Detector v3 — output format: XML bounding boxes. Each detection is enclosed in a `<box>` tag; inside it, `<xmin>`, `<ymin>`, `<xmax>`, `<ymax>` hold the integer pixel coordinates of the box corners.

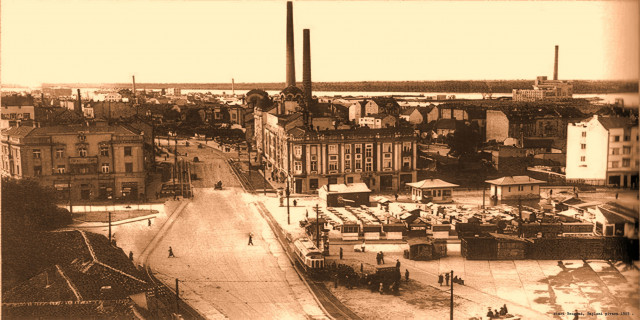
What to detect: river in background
<box><xmin>3</xmin><ymin>87</ymin><xmax>638</xmax><ymax>106</ymax></box>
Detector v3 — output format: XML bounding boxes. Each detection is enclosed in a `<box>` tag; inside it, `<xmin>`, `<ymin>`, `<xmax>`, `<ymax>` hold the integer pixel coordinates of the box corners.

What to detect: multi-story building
<box><xmin>566</xmin><ymin>115</ymin><xmax>639</xmax><ymax>188</ymax></box>
<box><xmin>1</xmin><ymin>124</ymin><xmax>146</xmax><ymax>201</ymax></box>
<box><xmin>1</xmin><ymin>105</ymin><xmax>35</xmax><ymax>128</ymax></box>
<box><xmin>256</xmin><ymin>108</ymin><xmax>417</xmax><ymax>193</ymax></box>
<box><xmin>358</xmin><ymin>114</ymin><xmax>396</xmax><ymax>129</ymax></box>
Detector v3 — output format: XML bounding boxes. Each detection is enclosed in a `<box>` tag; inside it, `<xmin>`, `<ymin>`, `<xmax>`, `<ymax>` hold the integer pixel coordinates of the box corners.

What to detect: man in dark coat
<box><xmin>445</xmin><ymin>272</ymin><xmax>450</xmax><ymax>286</ymax></box>
<box><xmin>248</xmin><ymin>233</ymin><xmax>254</xmax><ymax>245</ymax></box>
<box><xmin>339</xmin><ymin>247</ymin><xmax>343</xmax><ymax>259</ymax></box>
<box><xmin>168</xmin><ymin>246</ymin><xmax>175</xmax><ymax>258</ymax></box>
<box><xmin>396</xmin><ymin>259</ymin><xmax>401</xmax><ymax>269</ymax></box>
<box><xmin>405</xmin><ymin>269</ymin><xmax>410</xmax><ymax>281</ymax></box>
<box><xmin>438</xmin><ymin>274</ymin><xmax>444</xmax><ymax>286</ymax></box>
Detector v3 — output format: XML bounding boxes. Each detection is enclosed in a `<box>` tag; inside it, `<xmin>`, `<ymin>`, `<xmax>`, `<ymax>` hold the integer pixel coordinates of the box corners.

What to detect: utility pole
<box><xmin>174</xmin><ymin>132</ymin><xmax>178</xmax><ymax>198</ymax></box>
<box><xmin>286</xmin><ymin>178</ymin><xmax>290</xmax><ymax>225</ymax></box>
<box><xmin>175</xmin><ymin>278</ymin><xmax>180</xmax><ymax>313</ymax></box>
<box><xmin>450</xmin><ymin>270</ymin><xmax>454</xmax><ymax>320</ymax></box>
<box><xmin>286</xmin><ymin>137</ymin><xmax>291</xmax><ymax>225</ymax></box>
<box><xmin>108</xmin><ymin>211</ymin><xmax>112</xmax><ymax>243</ymax></box>
<box><xmin>315</xmin><ymin>203</ymin><xmax>320</xmax><ymax>248</ymax></box>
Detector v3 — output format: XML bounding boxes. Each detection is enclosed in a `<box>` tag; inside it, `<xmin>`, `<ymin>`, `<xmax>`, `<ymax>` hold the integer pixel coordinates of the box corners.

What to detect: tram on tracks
<box><xmin>292</xmin><ymin>237</ymin><xmax>325</xmax><ymax>274</ymax></box>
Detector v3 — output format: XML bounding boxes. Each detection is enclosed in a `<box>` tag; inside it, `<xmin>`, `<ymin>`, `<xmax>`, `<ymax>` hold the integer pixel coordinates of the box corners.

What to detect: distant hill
<box><xmin>41</xmin><ymin>80</ymin><xmax>638</xmax><ymax>94</ymax></box>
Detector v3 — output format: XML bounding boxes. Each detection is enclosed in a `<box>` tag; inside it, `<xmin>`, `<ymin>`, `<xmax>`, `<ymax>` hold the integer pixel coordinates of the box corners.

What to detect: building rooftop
<box><xmin>485</xmin><ymin>175</ymin><xmax>546</xmax><ymax>186</ymax></box>
<box><xmin>597</xmin><ymin>116</ymin><xmax>636</xmax><ymax>130</ymax></box>
<box><xmin>318</xmin><ymin>183</ymin><xmax>371</xmax><ymax>194</ymax></box>
<box><xmin>407</xmin><ymin>179</ymin><xmax>459</xmax><ymax>189</ymax></box>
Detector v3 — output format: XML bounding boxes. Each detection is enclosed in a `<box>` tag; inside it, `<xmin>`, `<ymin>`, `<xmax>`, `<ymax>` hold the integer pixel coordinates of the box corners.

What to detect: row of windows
<box><xmin>295</xmin><ymin>143</ymin><xmax>412</xmax><ymax>158</ymax></box>
<box><xmin>611</xmin><ymin>147</ymin><xmax>632</xmax><ymax>155</ymax></box>
<box><xmin>32</xmin><ymin>163</ymin><xmax>134</xmax><ymax>175</ymax></box>
<box><xmin>609</xmin><ymin>159</ymin><xmax>633</xmax><ymax>168</ymax></box>
<box><xmin>507</xmin><ymin>185</ymin><xmax>535</xmax><ymax>192</ymax></box>
<box><xmin>294</xmin><ymin>156</ymin><xmax>411</xmax><ymax>173</ymax></box>
<box><xmin>31</xmin><ymin>146</ymin><xmax>133</xmax><ymax>159</ymax></box>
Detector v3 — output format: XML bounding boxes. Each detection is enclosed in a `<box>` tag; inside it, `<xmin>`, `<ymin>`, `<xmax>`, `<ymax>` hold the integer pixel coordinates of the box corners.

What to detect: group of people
<box><xmin>486</xmin><ymin>304</ymin><xmax>508</xmax><ymax>319</ymax></box>
<box><xmin>376</xmin><ymin>251</ymin><xmax>386</xmax><ymax>264</ymax></box>
<box><xmin>437</xmin><ymin>273</ymin><xmax>465</xmax><ymax>286</ymax></box>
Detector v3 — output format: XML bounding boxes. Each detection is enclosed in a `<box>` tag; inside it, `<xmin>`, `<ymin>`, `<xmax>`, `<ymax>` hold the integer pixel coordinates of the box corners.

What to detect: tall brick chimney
<box><xmin>303</xmin><ymin>29</ymin><xmax>312</xmax><ymax>110</ymax></box>
<box><xmin>553</xmin><ymin>45</ymin><xmax>559</xmax><ymax>80</ymax></box>
<box><xmin>75</xmin><ymin>89</ymin><xmax>82</xmax><ymax>114</ymax></box>
<box><xmin>132</xmin><ymin>75</ymin><xmax>137</xmax><ymax>98</ymax></box>
<box><xmin>285</xmin><ymin>1</ymin><xmax>296</xmax><ymax>87</ymax></box>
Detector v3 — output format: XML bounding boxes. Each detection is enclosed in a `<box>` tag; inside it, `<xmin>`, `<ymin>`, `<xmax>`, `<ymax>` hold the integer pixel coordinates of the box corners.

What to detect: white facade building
<box><xmin>566</xmin><ymin>115</ymin><xmax>638</xmax><ymax>188</ymax></box>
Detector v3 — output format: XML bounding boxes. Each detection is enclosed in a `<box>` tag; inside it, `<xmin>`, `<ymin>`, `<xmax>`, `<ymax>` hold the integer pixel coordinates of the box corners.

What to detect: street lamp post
<box><xmin>450</xmin><ymin>270</ymin><xmax>454</xmax><ymax>320</ymax></box>
<box><xmin>286</xmin><ymin>178</ymin><xmax>290</xmax><ymax>225</ymax></box>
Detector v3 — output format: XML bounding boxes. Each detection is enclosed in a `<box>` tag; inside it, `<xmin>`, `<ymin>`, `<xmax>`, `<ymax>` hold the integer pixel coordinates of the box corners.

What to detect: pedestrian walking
<box><xmin>376</xmin><ymin>252</ymin><xmax>381</xmax><ymax>265</ymax></box>
<box><xmin>395</xmin><ymin>259</ymin><xmax>400</xmax><ymax>269</ymax></box>
<box><xmin>248</xmin><ymin>233</ymin><xmax>254</xmax><ymax>245</ymax></box>
<box><xmin>361</xmin><ymin>240</ymin><xmax>366</xmax><ymax>252</ymax></box>
<box><xmin>129</xmin><ymin>251</ymin><xmax>134</xmax><ymax>260</ymax></box>
<box><xmin>168</xmin><ymin>246</ymin><xmax>175</xmax><ymax>258</ymax></box>
<box><xmin>405</xmin><ymin>269</ymin><xmax>410</xmax><ymax>281</ymax></box>
<box><xmin>148</xmin><ymin>219</ymin><xmax>152</xmax><ymax>227</ymax></box>
<box><xmin>361</xmin><ymin>263</ymin><xmax>363</xmax><ymax>272</ymax></box>
<box><xmin>380</xmin><ymin>251</ymin><xmax>385</xmax><ymax>264</ymax></box>
<box><xmin>615</xmin><ymin>192</ymin><xmax>619</xmax><ymax>199</ymax></box>
<box><xmin>438</xmin><ymin>274</ymin><xmax>444</xmax><ymax>286</ymax></box>
<box><xmin>394</xmin><ymin>193</ymin><xmax>399</xmax><ymax>201</ymax></box>
<box><xmin>339</xmin><ymin>247</ymin><xmax>343</xmax><ymax>260</ymax></box>
<box><xmin>293</xmin><ymin>199</ymin><xmax>297</xmax><ymax>207</ymax></box>
<box><xmin>445</xmin><ymin>272</ymin><xmax>450</xmax><ymax>286</ymax></box>
<box><xmin>502</xmin><ymin>304</ymin><xmax>508</xmax><ymax>315</ymax></box>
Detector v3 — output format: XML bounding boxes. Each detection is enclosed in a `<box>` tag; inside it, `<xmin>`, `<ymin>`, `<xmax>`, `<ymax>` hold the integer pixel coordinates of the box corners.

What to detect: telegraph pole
<box><xmin>450</xmin><ymin>270</ymin><xmax>454</xmax><ymax>320</ymax></box>
<box><xmin>175</xmin><ymin>278</ymin><xmax>180</xmax><ymax>313</ymax></box>
<box><xmin>174</xmin><ymin>132</ymin><xmax>178</xmax><ymax>198</ymax></box>
<box><xmin>286</xmin><ymin>179</ymin><xmax>290</xmax><ymax>225</ymax></box>
<box><xmin>108</xmin><ymin>211</ymin><xmax>112</xmax><ymax>243</ymax></box>
<box><xmin>315</xmin><ymin>203</ymin><xmax>320</xmax><ymax>248</ymax></box>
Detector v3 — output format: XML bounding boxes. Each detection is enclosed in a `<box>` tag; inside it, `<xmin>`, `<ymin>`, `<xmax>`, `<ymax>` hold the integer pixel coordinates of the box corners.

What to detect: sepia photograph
<box><xmin>1</xmin><ymin>0</ymin><xmax>638</xmax><ymax>319</ymax></box>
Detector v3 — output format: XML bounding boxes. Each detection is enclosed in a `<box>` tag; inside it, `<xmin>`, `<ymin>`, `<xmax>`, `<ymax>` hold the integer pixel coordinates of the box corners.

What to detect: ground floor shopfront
<box><xmin>50</xmin><ymin>173</ymin><xmax>146</xmax><ymax>202</ymax></box>
<box><xmin>290</xmin><ymin>171</ymin><xmax>417</xmax><ymax>194</ymax></box>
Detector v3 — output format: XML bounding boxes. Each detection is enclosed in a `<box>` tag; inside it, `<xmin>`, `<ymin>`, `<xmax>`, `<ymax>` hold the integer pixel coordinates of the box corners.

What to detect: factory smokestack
<box><xmin>303</xmin><ymin>29</ymin><xmax>312</xmax><ymax>110</ymax></box>
<box><xmin>76</xmin><ymin>89</ymin><xmax>82</xmax><ymax>114</ymax></box>
<box><xmin>285</xmin><ymin>1</ymin><xmax>296</xmax><ymax>87</ymax></box>
<box><xmin>553</xmin><ymin>45</ymin><xmax>559</xmax><ymax>80</ymax></box>
<box><xmin>132</xmin><ymin>75</ymin><xmax>137</xmax><ymax>98</ymax></box>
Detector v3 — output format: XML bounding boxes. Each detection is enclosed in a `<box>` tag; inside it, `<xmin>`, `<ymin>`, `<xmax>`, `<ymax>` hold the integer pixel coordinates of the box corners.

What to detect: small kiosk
<box><xmin>405</xmin><ymin>237</ymin><xmax>447</xmax><ymax>261</ymax></box>
<box><xmin>407</xmin><ymin>179</ymin><xmax>459</xmax><ymax>203</ymax></box>
<box><xmin>485</xmin><ymin>175</ymin><xmax>546</xmax><ymax>201</ymax></box>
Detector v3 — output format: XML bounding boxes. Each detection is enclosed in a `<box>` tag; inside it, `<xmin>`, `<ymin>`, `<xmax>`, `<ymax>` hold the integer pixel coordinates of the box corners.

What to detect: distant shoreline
<box><xmin>10</xmin><ymin>80</ymin><xmax>639</xmax><ymax>94</ymax></box>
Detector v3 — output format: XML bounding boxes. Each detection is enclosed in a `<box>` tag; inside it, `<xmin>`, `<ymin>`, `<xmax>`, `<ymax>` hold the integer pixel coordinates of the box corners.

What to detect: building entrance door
<box><xmin>295</xmin><ymin>179</ymin><xmax>302</xmax><ymax>193</ymax></box>
<box><xmin>380</xmin><ymin>175</ymin><xmax>393</xmax><ymax>191</ymax></box>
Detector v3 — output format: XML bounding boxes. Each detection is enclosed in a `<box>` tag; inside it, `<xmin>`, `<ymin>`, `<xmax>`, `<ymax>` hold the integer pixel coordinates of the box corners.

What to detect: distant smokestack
<box><xmin>232</xmin><ymin>78</ymin><xmax>235</xmax><ymax>96</ymax></box>
<box><xmin>303</xmin><ymin>29</ymin><xmax>312</xmax><ymax>110</ymax></box>
<box><xmin>132</xmin><ymin>75</ymin><xmax>137</xmax><ymax>97</ymax></box>
<box><xmin>285</xmin><ymin>1</ymin><xmax>296</xmax><ymax>87</ymax></box>
<box><xmin>76</xmin><ymin>89</ymin><xmax>82</xmax><ymax>114</ymax></box>
<box><xmin>553</xmin><ymin>45</ymin><xmax>559</xmax><ymax>80</ymax></box>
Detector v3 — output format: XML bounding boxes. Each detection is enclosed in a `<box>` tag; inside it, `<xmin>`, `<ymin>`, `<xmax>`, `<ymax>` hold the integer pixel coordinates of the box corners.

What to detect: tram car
<box><xmin>292</xmin><ymin>237</ymin><xmax>325</xmax><ymax>272</ymax></box>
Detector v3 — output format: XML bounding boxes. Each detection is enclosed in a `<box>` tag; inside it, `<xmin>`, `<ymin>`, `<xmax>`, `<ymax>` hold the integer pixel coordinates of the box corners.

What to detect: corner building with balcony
<box><xmin>255</xmin><ymin>109</ymin><xmax>417</xmax><ymax>193</ymax></box>
<box><xmin>1</xmin><ymin>124</ymin><xmax>145</xmax><ymax>201</ymax></box>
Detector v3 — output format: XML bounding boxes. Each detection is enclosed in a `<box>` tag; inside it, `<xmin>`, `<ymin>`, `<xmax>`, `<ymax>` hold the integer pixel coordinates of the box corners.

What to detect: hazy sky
<box><xmin>2</xmin><ymin>0</ymin><xmax>638</xmax><ymax>86</ymax></box>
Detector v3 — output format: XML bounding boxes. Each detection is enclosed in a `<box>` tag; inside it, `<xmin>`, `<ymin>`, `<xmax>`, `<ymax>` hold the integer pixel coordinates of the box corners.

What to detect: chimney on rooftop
<box><xmin>285</xmin><ymin>1</ymin><xmax>296</xmax><ymax>87</ymax></box>
<box><xmin>553</xmin><ymin>45</ymin><xmax>559</xmax><ymax>80</ymax></box>
<box><xmin>132</xmin><ymin>75</ymin><xmax>137</xmax><ymax>99</ymax></box>
<box><xmin>232</xmin><ymin>78</ymin><xmax>235</xmax><ymax>96</ymax></box>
